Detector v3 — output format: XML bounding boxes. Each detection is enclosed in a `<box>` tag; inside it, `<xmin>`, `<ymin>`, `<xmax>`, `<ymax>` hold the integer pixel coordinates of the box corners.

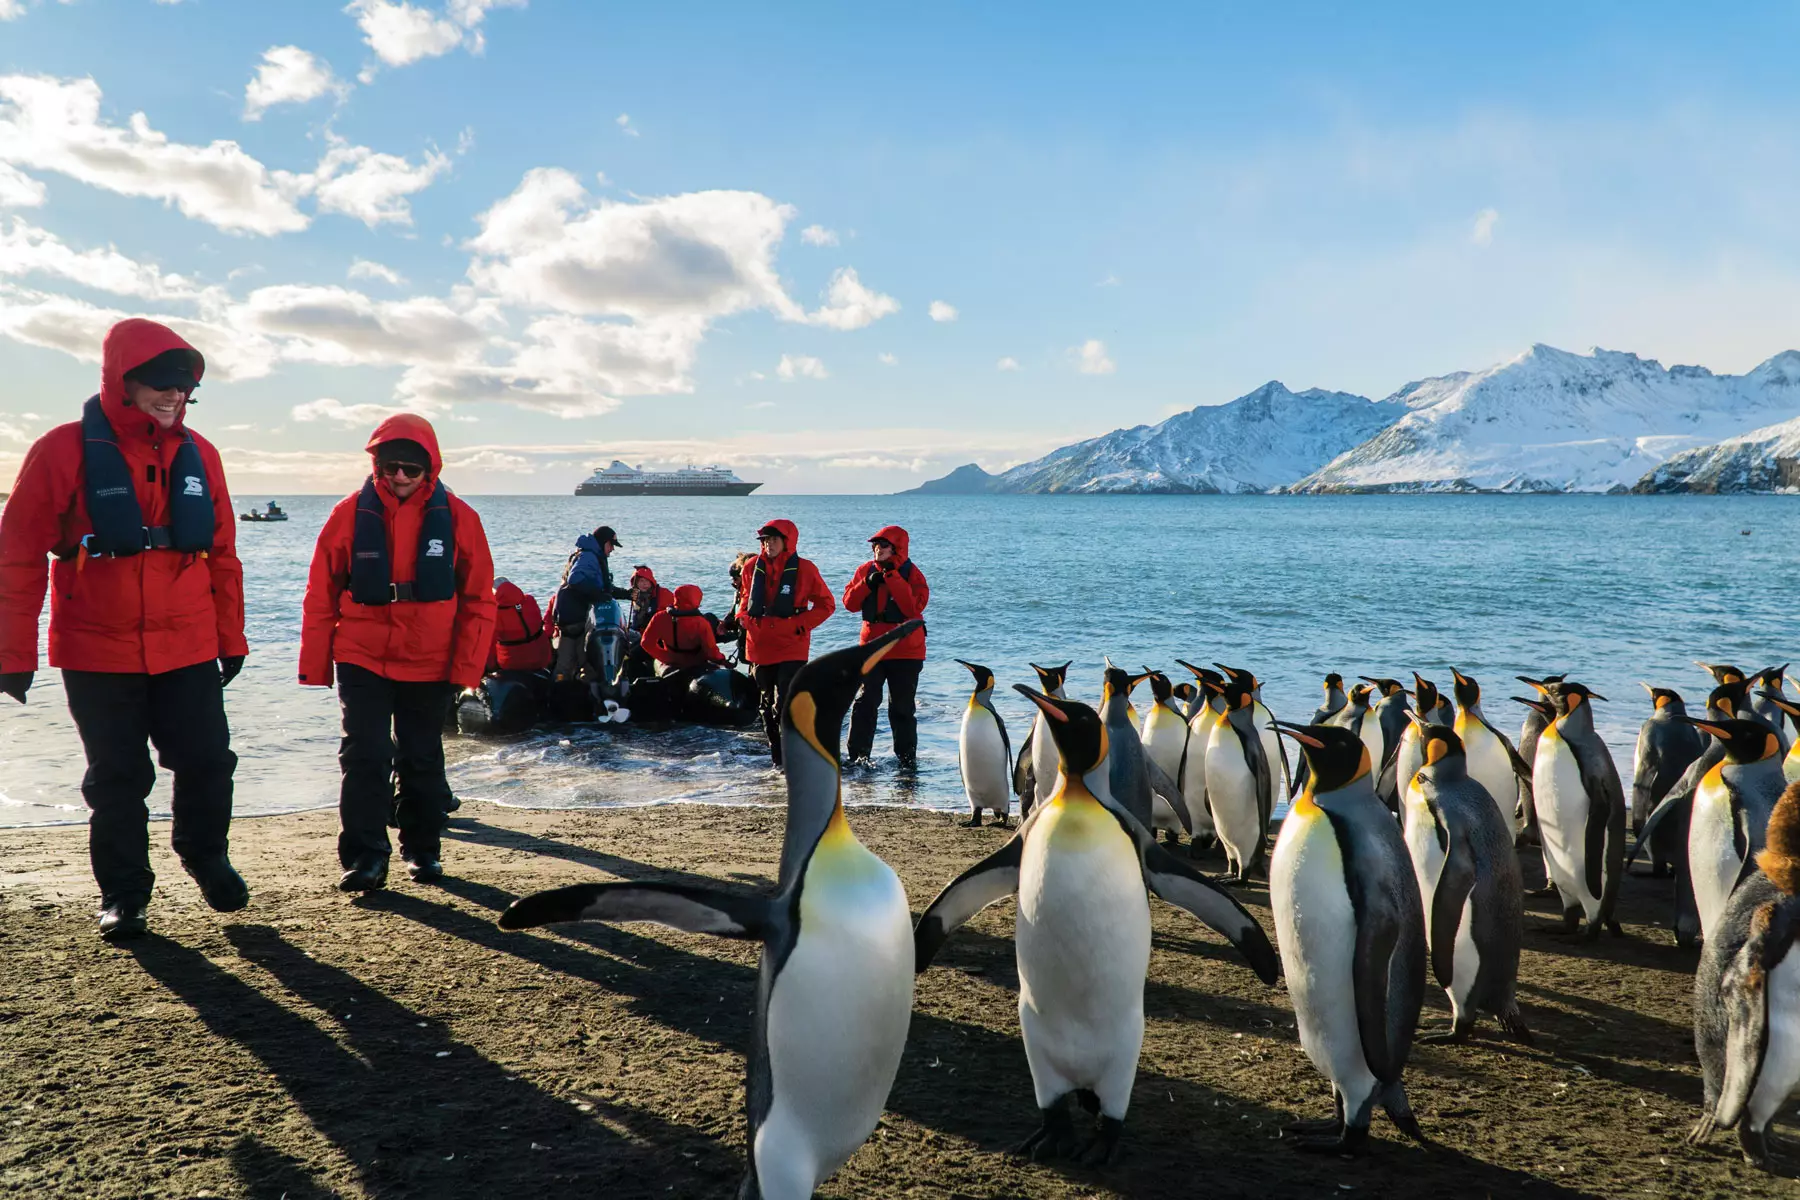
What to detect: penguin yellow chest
<box><xmin>760</xmin><ymin>808</ymin><xmax>914</xmax><ymax>1190</ymax></box>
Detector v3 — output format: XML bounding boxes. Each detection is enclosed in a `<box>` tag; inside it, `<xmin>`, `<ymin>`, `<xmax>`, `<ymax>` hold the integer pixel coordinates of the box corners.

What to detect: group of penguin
<box><xmin>489</xmin><ymin>623</ymin><xmax>1800</xmax><ymax>1199</ymax></box>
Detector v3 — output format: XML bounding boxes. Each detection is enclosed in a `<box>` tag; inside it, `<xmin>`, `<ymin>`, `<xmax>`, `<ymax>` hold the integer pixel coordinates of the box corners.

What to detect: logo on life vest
<box><xmin>183</xmin><ymin>476</ymin><xmax>203</xmax><ymax>496</ymax></box>
<box><xmin>426</xmin><ymin>538</ymin><xmax>446</xmax><ymax>557</ymax></box>
<box><xmin>780</xmin><ymin>583</ymin><xmax>792</xmax><ymax>594</ymax></box>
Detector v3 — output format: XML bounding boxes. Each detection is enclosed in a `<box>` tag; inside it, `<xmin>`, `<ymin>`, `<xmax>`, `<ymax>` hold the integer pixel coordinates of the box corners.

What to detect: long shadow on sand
<box><xmin>443</xmin><ymin>818</ymin><xmax>772</xmax><ymax>890</ymax></box>
<box><xmin>126</xmin><ymin>926</ymin><xmax>737</xmax><ymax>1199</ymax></box>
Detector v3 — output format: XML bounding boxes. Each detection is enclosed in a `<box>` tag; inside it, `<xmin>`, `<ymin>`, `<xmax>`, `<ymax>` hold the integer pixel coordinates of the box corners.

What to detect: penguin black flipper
<box><xmin>499</xmin><ymin>880</ymin><xmax>773</xmax><ymax>938</ymax></box>
<box><xmin>1145</xmin><ymin>756</ymin><xmax>1195</xmax><ymax>835</ymax></box>
<box><xmin>1429</xmin><ymin>827</ymin><xmax>1477</xmax><ymax>991</ymax></box>
<box><xmin>1712</xmin><ymin>901</ymin><xmax>1785</xmax><ymax>1134</ymax></box>
<box><xmin>1014</xmin><ymin>727</ymin><xmax>1035</xmax><ymax>796</ymax></box>
<box><xmin>1628</xmin><ymin>791</ymin><xmax>1691</xmax><ymax>871</ymax></box>
<box><xmin>1572</xmin><ymin>739</ymin><xmax>1627</xmax><ymax>912</ymax></box>
<box><xmin>914</xmin><ymin>832</ymin><xmax>1027</xmax><ymax>972</ymax></box>
<box><xmin>1325</xmin><ymin>810</ymin><xmax>1410</xmax><ymax>1085</ymax></box>
<box><xmin>1134</xmin><ymin>834</ymin><xmax>1280</xmax><ymax>984</ymax></box>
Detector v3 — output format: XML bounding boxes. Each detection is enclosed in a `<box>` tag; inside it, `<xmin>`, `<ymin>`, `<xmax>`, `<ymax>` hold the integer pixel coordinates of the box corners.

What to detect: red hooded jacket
<box><xmin>734</xmin><ymin>518</ymin><xmax>835</xmax><ymax>665</ymax></box>
<box><xmin>642</xmin><ymin>584</ymin><xmax>726</xmax><ymax>670</ymax></box>
<box><xmin>842</xmin><ymin>524</ymin><xmax>928</xmax><ymax>661</ymax></box>
<box><xmin>488</xmin><ymin>579</ymin><xmax>551</xmax><ymax>673</ymax></box>
<box><xmin>0</xmin><ymin>319</ymin><xmax>247</xmax><ymax>675</ymax></box>
<box><xmin>298</xmin><ymin>415</ymin><xmax>496</xmax><ymax>689</ymax></box>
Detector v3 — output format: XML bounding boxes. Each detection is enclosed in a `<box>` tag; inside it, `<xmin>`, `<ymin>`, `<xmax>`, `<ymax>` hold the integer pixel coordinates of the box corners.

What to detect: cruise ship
<box><xmin>575</xmin><ymin>460</ymin><xmax>762</xmax><ymax>497</ymax></box>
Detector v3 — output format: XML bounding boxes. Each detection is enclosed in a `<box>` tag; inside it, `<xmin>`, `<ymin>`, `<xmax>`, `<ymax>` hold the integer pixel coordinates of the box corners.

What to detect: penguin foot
<box><xmin>994</xmin><ymin>815</ymin><xmax>1010</xmax><ymax>829</ymax></box>
<box><xmin>961</xmin><ymin>813</ymin><xmax>983</xmax><ymax>828</ymax></box>
<box><xmin>1579</xmin><ymin>921</ymin><xmax>1604</xmax><ymax>943</ymax></box>
<box><xmin>1288</xmin><ymin>1125</ymin><xmax>1368</xmax><ymax>1157</ymax></box>
<box><xmin>1498</xmin><ymin>1010</ymin><xmax>1534</xmax><ymax>1045</ymax></box>
<box><xmin>1684</xmin><ymin>1113</ymin><xmax>1717</xmax><ymax>1146</ymax></box>
<box><xmin>1737</xmin><ymin>1124</ymin><xmax>1770</xmax><ymax>1169</ymax></box>
<box><xmin>1604</xmin><ymin>920</ymin><xmax>1625</xmax><ymax>938</ymax></box>
<box><xmin>1076</xmin><ymin>1117</ymin><xmax>1124</xmax><ymax>1167</ymax></box>
<box><xmin>1525</xmin><ymin>883</ymin><xmax>1559</xmax><ymax>897</ymax></box>
<box><xmin>1416</xmin><ymin>1024</ymin><xmax>1470</xmax><ymax>1045</ymax></box>
<box><xmin>1282</xmin><ymin>1115</ymin><xmax>1342</xmax><ymax>1137</ymax></box>
<box><xmin>1013</xmin><ymin>1099</ymin><xmax>1080</xmax><ymax>1161</ymax></box>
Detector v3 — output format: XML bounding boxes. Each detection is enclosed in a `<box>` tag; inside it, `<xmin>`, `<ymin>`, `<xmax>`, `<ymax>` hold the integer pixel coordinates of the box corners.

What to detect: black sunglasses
<box><xmin>379</xmin><ymin>461</ymin><xmax>426</xmax><ymax>479</ymax></box>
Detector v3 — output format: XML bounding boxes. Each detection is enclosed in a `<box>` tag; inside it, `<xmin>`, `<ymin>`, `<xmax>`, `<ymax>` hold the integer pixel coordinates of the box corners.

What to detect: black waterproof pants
<box><xmin>336</xmin><ymin>663</ymin><xmax>454</xmax><ymax>867</ymax></box>
<box><xmin>847</xmin><ymin>658</ymin><xmax>923</xmax><ymax>765</ymax></box>
<box><xmin>63</xmin><ymin>661</ymin><xmax>236</xmax><ymax>904</ymax></box>
<box><xmin>753</xmin><ymin>660</ymin><xmax>804</xmax><ymax>766</ymax></box>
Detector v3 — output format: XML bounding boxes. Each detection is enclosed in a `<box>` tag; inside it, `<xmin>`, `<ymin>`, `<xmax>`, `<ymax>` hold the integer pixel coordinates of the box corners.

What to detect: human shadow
<box><xmin>227</xmin><ymin>1134</ymin><xmax>345</xmax><ymax>1200</ymax></box>
<box><xmin>125</xmin><ymin>927</ymin><xmax>734</xmax><ymax>1198</ymax></box>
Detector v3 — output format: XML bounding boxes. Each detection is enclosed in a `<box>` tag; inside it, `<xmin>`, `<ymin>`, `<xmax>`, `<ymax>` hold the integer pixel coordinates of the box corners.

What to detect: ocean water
<box><xmin>1</xmin><ymin>492</ymin><xmax>1793</xmax><ymax>829</ymax></box>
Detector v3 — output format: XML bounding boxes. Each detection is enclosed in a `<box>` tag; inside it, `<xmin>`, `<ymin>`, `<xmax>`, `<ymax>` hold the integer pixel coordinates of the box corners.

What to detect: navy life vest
<box><xmin>79</xmin><ymin>395</ymin><xmax>213</xmax><ymax>556</ymax></box>
<box><xmin>746</xmin><ymin>554</ymin><xmax>803</xmax><ymax>619</ymax></box>
<box><xmin>349</xmin><ymin>477</ymin><xmax>456</xmax><ymax>605</ymax></box>
<box><xmin>860</xmin><ymin>560</ymin><xmax>916</xmax><ymax>624</ymax></box>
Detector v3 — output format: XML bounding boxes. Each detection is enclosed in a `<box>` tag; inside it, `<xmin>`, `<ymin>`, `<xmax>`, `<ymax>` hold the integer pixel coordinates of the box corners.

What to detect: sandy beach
<box><xmin>0</xmin><ymin>800</ymin><xmax>1787</xmax><ymax>1200</ymax></box>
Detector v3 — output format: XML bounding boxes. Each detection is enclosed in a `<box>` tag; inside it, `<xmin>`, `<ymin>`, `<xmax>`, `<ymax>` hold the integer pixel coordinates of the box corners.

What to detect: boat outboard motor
<box><xmin>583</xmin><ymin>596</ymin><xmax>632</xmax><ymax>722</ymax></box>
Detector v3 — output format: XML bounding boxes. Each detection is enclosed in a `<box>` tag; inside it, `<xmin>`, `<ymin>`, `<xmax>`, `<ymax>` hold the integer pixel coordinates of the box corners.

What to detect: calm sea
<box><xmin>1</xmin><ymin>492</ymin><xmax>1792</xmax><ymax>828</ymax></box>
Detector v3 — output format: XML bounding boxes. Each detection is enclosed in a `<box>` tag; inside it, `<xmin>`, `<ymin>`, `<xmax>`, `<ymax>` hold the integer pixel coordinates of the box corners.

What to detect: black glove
<box><xmin>219</xmin><ymin>656</ymin><xmax>245</xmax><ymax>687</ymax></box>
<box><xmin>0</xmin><ymin>671</ymin><xmax>32</xmax><ymax>704</ymax></box>
<box><xmin>865</xmin><ymin>565</ymin><xmax>885</xmax><ymax>587</ymax></box>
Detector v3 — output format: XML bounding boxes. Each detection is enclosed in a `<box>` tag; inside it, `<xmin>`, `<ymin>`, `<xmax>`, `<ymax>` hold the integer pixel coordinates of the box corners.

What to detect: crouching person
<box><xmin>299</xmin><ymin>416</ymin><xmax>495</xmax><ymax>891</ymax></box>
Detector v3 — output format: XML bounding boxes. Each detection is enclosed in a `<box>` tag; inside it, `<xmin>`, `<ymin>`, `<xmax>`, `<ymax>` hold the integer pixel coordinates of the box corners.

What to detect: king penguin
<box><xmin>1688</xmin><ymin>782</ymin><xmax>1800</xmax><ymax>1171</ymax></box>
<box><xmin>1205</xmin><ymin>673</ymin><xmax>1273</xmax><ymax>882</ymax></box>
<box><xmin>497</xmin><ymin>621</ymin><xmax>922</xmax><ymax>1200</ymax></box>
<box><xmin>1634</xmin><ymin>716</ymin><xmax>1785</xmax><ymax>942</ymax></box>
<box><xmin>1174</xmin><ymin>661</ymin><xmax>1226</xmax><ymax>853</ymax></box>
<box><xmin>1517</xmin><ymin>682</ymin><xmax>1627</xmax><ymax>939</ymax></box>
<box><xmin>1219</xmin><ymin>663</ymin><xmax>1292</xmax><ymax>801</ymax></box>
<box><xmin>1399</xmin><ymin>719</ymin><xmax>1530</xmax><ymax>1044</ymax></box>
<box><xmin>1361</xmin><ymin>677</ymin><xmax>1413</xmax><ymax>811</ymax></box>
<box><xmin>1096</xmin><ymin>661</ymin><xmax>1187</xmax><ymax>836</ymax></box>
<box><xmin>1514</xmin><ymin>674</ymin><xmax>1568</xmax><ymax>890</ymax></box>
<box><xmin>1759</xmin><ymin>690</ymin><xmax>1800</xmax><ymax>783</ymax></box>
<box><xmin>1172</xmin><ymin>681</ymin><xmax>1202</xmax><ymax>722</ymax></box>
<box><xmin>1390</xmin><ymin>674</ymin><xmax>1452</xmax><ymax>803</ymax></box>
<box><xmin>1013</xmin><ymin>661</ymin><xmax>1071</xmax><ymax>820</ymax></box>
<box><xmin>1448</xmin><ymin>668</ymin><xmax>1532</xmax><ymax>840</ymax></box>
<box><xmin>1748</xmin><ymin>665</ymin><xmax>1793</xmax><ymax>753</ymax></box>
<box><xmin>1312</xmin><ymin>673</ymin><xmax>1349</xmax><ymax>726</ymax></box>
<box><xmin>956</xmin><ymin>660</ymin><xmax>1012</xmax><ymax>828</ymax></box>
<box><xmin>1632</xmin><ymin>685</ymin><xmax>1707</xmax><ymax>876</ymax></box>
<box><xmin>914</xmin><ymin>688</ymin><xmax>1279</xmax><ymax>1164</ymax></box>
<box><xmin>1268</xmin><ymin>720</ymin><xmax>1427</xmax><ymax>1155</ymax></box>
<box><xmin>1140</xmin><ymin>670</ymin><xmax>1193</xmax><ymax>845</ymax></box>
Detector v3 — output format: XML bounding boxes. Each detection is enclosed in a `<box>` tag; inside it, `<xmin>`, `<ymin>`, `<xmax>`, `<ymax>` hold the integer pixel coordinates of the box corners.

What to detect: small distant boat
<box><xmin>241</xmin><ymin>501</ymin><xmax>289</xmax><ymax>523</ymax></box>
<box><xmin>575</xmin><ymin>460</ymin><xmax>761</xmax><ymax>497</ymax></box>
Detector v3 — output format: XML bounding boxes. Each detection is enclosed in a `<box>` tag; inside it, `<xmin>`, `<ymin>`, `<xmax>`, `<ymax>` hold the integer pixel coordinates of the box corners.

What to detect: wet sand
<box><xmin>0</xmin><ymin>801</ymin><xmax>1790</xmax><ymax>1199</ymax></box>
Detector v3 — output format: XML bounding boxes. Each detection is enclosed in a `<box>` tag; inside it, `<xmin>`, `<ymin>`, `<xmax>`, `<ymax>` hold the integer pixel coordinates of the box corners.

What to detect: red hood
<box><xmin>100</xmin><ymin>319</ymin><xmax>205</xmax><ymax>442</ymax></box>
<box><xmin>364</xmin><ymin>413</ymin><xmax>445</xmax><ymax>483</ymax></box>
<box><xmin>870</xmin><ymin>524</ymin><xmax>910</xmax><ymax>561</ymax></box>
<box><xmin>494</xmin><ymin>579</ymin><xmax>528</xmax><ymax>607</ymax></box>
<box><xmin>674</xmin><ymin>583</ymin><xmax>703</xmax><ymax>609</ymax></box>
<box><xmin>759</xmin><ymin>518</ymin><xmax>799</xmax><ymax>555</ymax></box>
<box><xmin>631</xmin><ymin>565</ymin><xmax>660</xmax><ymax>589</ymax></box>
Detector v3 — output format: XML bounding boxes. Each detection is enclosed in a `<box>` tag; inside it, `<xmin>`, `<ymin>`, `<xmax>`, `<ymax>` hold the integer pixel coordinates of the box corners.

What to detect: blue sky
<box><xmin>2</xmin><ymin>2</ymin><xmax>1799</xmax><ymax>493</ymax></box>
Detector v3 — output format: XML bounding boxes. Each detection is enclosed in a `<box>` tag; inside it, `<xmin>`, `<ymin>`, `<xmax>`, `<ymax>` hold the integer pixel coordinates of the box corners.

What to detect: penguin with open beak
<box><xmin>498</xmin><ymin>622</ymin><xmax>923</xmax><ymax>1200</ymax></box>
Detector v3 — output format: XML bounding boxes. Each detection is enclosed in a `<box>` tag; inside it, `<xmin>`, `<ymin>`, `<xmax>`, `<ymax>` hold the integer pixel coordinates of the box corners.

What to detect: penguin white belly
<box><xmin>1400</xmin><ymin>782</ymin><xmax>1446</xmax><ymax>948</ymax></box>
<box><xmin>1182</xmin><ymin>713</ymin><xmax>1219</xmax><ymax>836</ymax></box>
<box><xmin>1784</xmin><ymin>741</ymin><xmax>1800</xmax><ymax>785</ymax></box>
<box><xmin>1270</xmin><ymin>805</ymin><xmax>1379</xmax><ymax>1108</ymax></box>
<box><xmin>1016</xmin><ymin>801</ymin><xmax>1151</xmax><ymax>1118</ymax></box>
<box><xmin>1205</xmin><ymin>727</ymin><xmax>1261</xmax><ymax>869</ymax></box>
<box><xmin>959</xmin><ymin>706</ymin><xmax>1012</xmax><ymax>815</ymax></box>
<box><xmin>1748</xmin><ymin>949</ymin><xmax>1800</xmax><ymax>1132</ymax></box>
<box><xmin>1459</xmin><ymin>722</ymin><xmax>1520</xmax><ymax>835</ymax></box>
<box><xmin>1358</xmin><ymin>722</ymin><xmax>1384</xmax><ymax>782</ymax></box>
<box><xmin>1254</xmin><ymin>701</ymin><xmax>1288</xmax><ymax>795</ymax></box>
<box><xmin>1030</xmin><ymin>713</ymin><xmax>1060</xmax><ymax>800</ymax></box>
<box><xmin>1688</xmin><ymin>773</ymin><xmax>1742</xmax><ymax>941</ymax></box>
<box><xmin>1448</xmin><ymin>892</ymin><xmax>1481</xmax><ymax>1018</ymax></box>
<box><xmin>756</xmin><ymin>835</ymin><xmax>914</xmax><ymax>1199</ymax></box>
<box><xmin>1533</xmin><ymin>734</ymin><xmax>1599</xmax><ymax>918</ymax></box>
<box><xmin>1394</xmin><ymin>727</ymin><xmax>1424</xmax><ymax>800</ymax></box>
<box><xmin>1143</xmin><ymin>712</ymin><xmax>1187</xmax><ymax>834</ymax></box>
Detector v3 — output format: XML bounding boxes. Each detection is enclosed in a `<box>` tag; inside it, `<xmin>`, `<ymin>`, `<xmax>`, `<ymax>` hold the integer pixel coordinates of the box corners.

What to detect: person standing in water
<box><xmin>736</xmin><ymin>520</ymin><xmax>834</xmax><ymax>766</ymax></box>
<box><xmin>843</xmin><ymin>526</ymin><xmax>929</xmax><ymax>769</ymax></box>
<box><xmin>0</xmin><ymin>319</ymin><xmax>250</xmax><ymax>940</ymax></box>
<box><xmin>299</xmin><ymin>417</ymin><xmax>495</xmax><ymax>891</ymax></box>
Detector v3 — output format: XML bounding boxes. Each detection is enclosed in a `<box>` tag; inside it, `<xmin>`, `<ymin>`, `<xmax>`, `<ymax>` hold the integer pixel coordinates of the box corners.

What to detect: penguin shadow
<box><xmin>441</xmin><ymin>818</ymin><xmax>734</xmax><ymax>891</ymax></box>
<box><xmin>1505</xmin><ymin>981</ymin><xmax>1701</xmax><ymax>1107</ymax></box>
<box><xmin>225</xmin><ymin>1134</ymin><xmax>342</xmax><ymax>1200</ymax></box>
<box><xmin>123</xmin><ymin>927</ymin><xmax>733</xmax><ymax>1198</ymax></box>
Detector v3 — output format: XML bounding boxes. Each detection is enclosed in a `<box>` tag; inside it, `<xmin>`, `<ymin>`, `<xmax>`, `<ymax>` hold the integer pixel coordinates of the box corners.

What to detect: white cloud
<box><xmin>776</xmin><ymin>353</ymin><xmax>827</xmax><ymax>381</ymax></box>
<box><xmin>244</xmin><ymin>46</ymin><xmax>349</xmax><ymax>120</ymax></box>
<box><xmin>1073</xmin><ymin>338</ymin><xmax>1115</xmax><ymax>375</ymax></box>
<box><xmin>348</xmin><ymin>257</ymin><xmax>405</xmax><ymax>285</ymax></box>
<box><xmin>446</xmin><ymin>447</ymin><xmax>532</xmax><ymax>472</ymax></box>
<box><xmin>238</xmin><ymin>283</ymin><xmax>490</xmax><ymax>367</ymax></box>
<box><xmin>877</xmin><ymin>352</ymin><xmax>896</xmax><ymax>365</ymax></box>
<box><xmin>0</xmin><ymin>282</ymin><xmax>279</xmax><ymax>380</ymax></box>
<box><xmin>304</xmin><ymin>139</ymin><xmax>451</xmax><ymax>227</ymax></box>
<box><xmin>746</xmin><ymin>399</ymin><xmax>776</xmax><ymax>409</ymax></box>
<box><xmin>0</xmin><ymin>217</ymin><xmax>223</xmax><ymax>303</ymax></box>
<box><xmin>804</xmin><ymin>266</ymin><xmax>898</xmax><ymax>331</ymax></box>
<box><xmin>292</xmin><ymin>396</ymin><xmax>430</xmax><ymax>426</ymax></box>
<box><xmin>218</xmin><ymin>445</ymin><xmax>367</xmax><ymax>489</ymax></box>
<box><xmin>997</xmin><ymin>356</ymin><xmax>1019</xmax><ymax>371</ymax></box>
<box><xmin>824</xmin><ymin>455</ymin><xmax>927</xmax><ymax>472</ymax></box>
<box><xmin>616</xmin><ymin>113</ymin><xmax>639</xmax><ymax>138</ymax></box>
<box><xmin>928</xmin><ymin>299</ymin><xmax>957</xmax><ymax>322</ymax></box>
<box><xmin>0</xmin><ymin>75</ymin><xmax>310</xmax><ymax>234</ymax></box>
<box><xmin>1472</xmin><ymin>206</ymin><xmax>1500</xmax><ymax>246</ymax></box>
<box><xmin>0</xmin><ymin>162</ymin><xmax>43</xmax><ymax>208</ymax></box>
<box><xmin>349</xmin><ymin>0</ymin><xmax>524</xmax><ymax>74</ymax></box>
<box><xmin>800</xmin><ymin>224</ymin><xmax>837</xmax><ymax>246</ymax></box>
<box><xmin>1097</xmin><ymin>273</ymin><xmax>1121</xmax><ymax>287</ymax></box>
<box><xmin>0</xmin><ymin>1</ymin><xmax>22</xmax><ymax>20</ymax></box>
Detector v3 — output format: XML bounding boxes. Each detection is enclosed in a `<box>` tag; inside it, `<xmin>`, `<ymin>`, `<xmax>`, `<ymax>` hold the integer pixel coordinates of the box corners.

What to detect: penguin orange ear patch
<box><xmin>1425</xmin><ymin>738</ymin><xmax>1449</xmax><ymax>765</ymax></box>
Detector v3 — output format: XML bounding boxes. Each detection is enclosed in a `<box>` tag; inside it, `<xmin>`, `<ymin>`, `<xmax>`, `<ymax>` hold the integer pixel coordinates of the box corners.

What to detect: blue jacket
<box><xmin>556</xmin><ymin>534</ymin><xmax>630</xmax><ymax>619</ymax></box>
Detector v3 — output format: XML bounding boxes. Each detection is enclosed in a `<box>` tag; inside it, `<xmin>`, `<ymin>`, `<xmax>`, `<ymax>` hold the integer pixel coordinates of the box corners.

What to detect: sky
<box><xmin>3</xmin><ymin>2</ymin><xmax>1800</xmax><ymax>494</ymax></box>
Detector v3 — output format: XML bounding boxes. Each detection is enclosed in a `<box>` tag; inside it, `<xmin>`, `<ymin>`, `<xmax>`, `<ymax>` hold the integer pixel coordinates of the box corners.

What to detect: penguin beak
<box><xmin>954</xmin><ymin>659</ymin><xmax>980</xmax><ymax>675</ymax></box>
<box><xmin>1175</xmin><ymin>658</ymin><xmax>1206</xmax><ymax>679</ymax></box>
<box><xmin>1586</xmin><ymin>691</ymin><xmax>1608</xmax><ymax>702</ymax></box>
<box><xmin>1511</xmin><ymin>695</ymin><xmax>1552</xmax><ymax>717</ymax></box>
<box><xmin>1679</xmin><ymin>717</ymin><xmax>1731</xmax><ymax>740</ymax></box>
<box><xmin>1013</xmin><ymin>684</ymin><xmax>1068</xmax><ymax>723</ymax></box>
<box><xmin>782</xmin><ymin>618</ymin><xmax>923</xmax><ymax>763</ymax></box>
<box><xmin>1267</xmin><ymin>719</ymin><xmax>1325</xmax><ymax>749</ymax></box>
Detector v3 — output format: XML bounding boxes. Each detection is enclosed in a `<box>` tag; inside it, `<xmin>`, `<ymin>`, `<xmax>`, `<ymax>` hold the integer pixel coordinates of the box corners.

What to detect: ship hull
<box><xmin>575</xmin><ymin>482</ymin><xmax>762</xmax><ymax>497</ymax></box>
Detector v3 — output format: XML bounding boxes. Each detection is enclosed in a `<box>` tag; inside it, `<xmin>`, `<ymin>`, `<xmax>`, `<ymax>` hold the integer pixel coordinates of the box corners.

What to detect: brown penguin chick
<box><xmin>1755</xmin><ymin>780</ymin><xmax>1800</xmax><ymax>895</ymax></box>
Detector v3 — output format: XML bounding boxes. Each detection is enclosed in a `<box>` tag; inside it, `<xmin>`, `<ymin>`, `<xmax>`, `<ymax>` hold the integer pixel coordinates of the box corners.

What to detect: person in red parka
<box><xmin>735</xmin><ymin>518</ymin><xmax>835</xmax><ymax>766</ymax></box>
<box><xmin>642</xmin><ymin>584</ymin><xmax>728</xmax><ymax>672</ymax></box>
<box><xmin>487</xmin><ymin>578</ymin><xmax>552</xmax><ymax>674</ymax></box>
<box><xmin>299</xmin><ymin>415</ymin><xmax>495</xmax><ymax>891</ymax></box>
<box><xmin>0</xmin><ymin>318</ymin><xmax>250</xmax><ymax>940</ymax></box>
<box><xmin>843</xmin><ymin>525</ymin><xmax>929</xmax><ymax>768</ymax></box>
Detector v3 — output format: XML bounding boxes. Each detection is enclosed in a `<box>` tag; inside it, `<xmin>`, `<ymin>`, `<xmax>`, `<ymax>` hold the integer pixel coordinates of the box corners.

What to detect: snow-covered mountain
<box><xmin>1633</xmin><ymin>411</ymin><xmax>1800</xmax><ymax>493</ymax></box>
<box><xmin>1290</xmin><ymin>346</ymin><xmax>1800</xmax><ymax>494</ymax></box>
<box><xmin>943</xmin><ymin>382</ymin><xmax>1406</xmax><ymax>495</ymax></box>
